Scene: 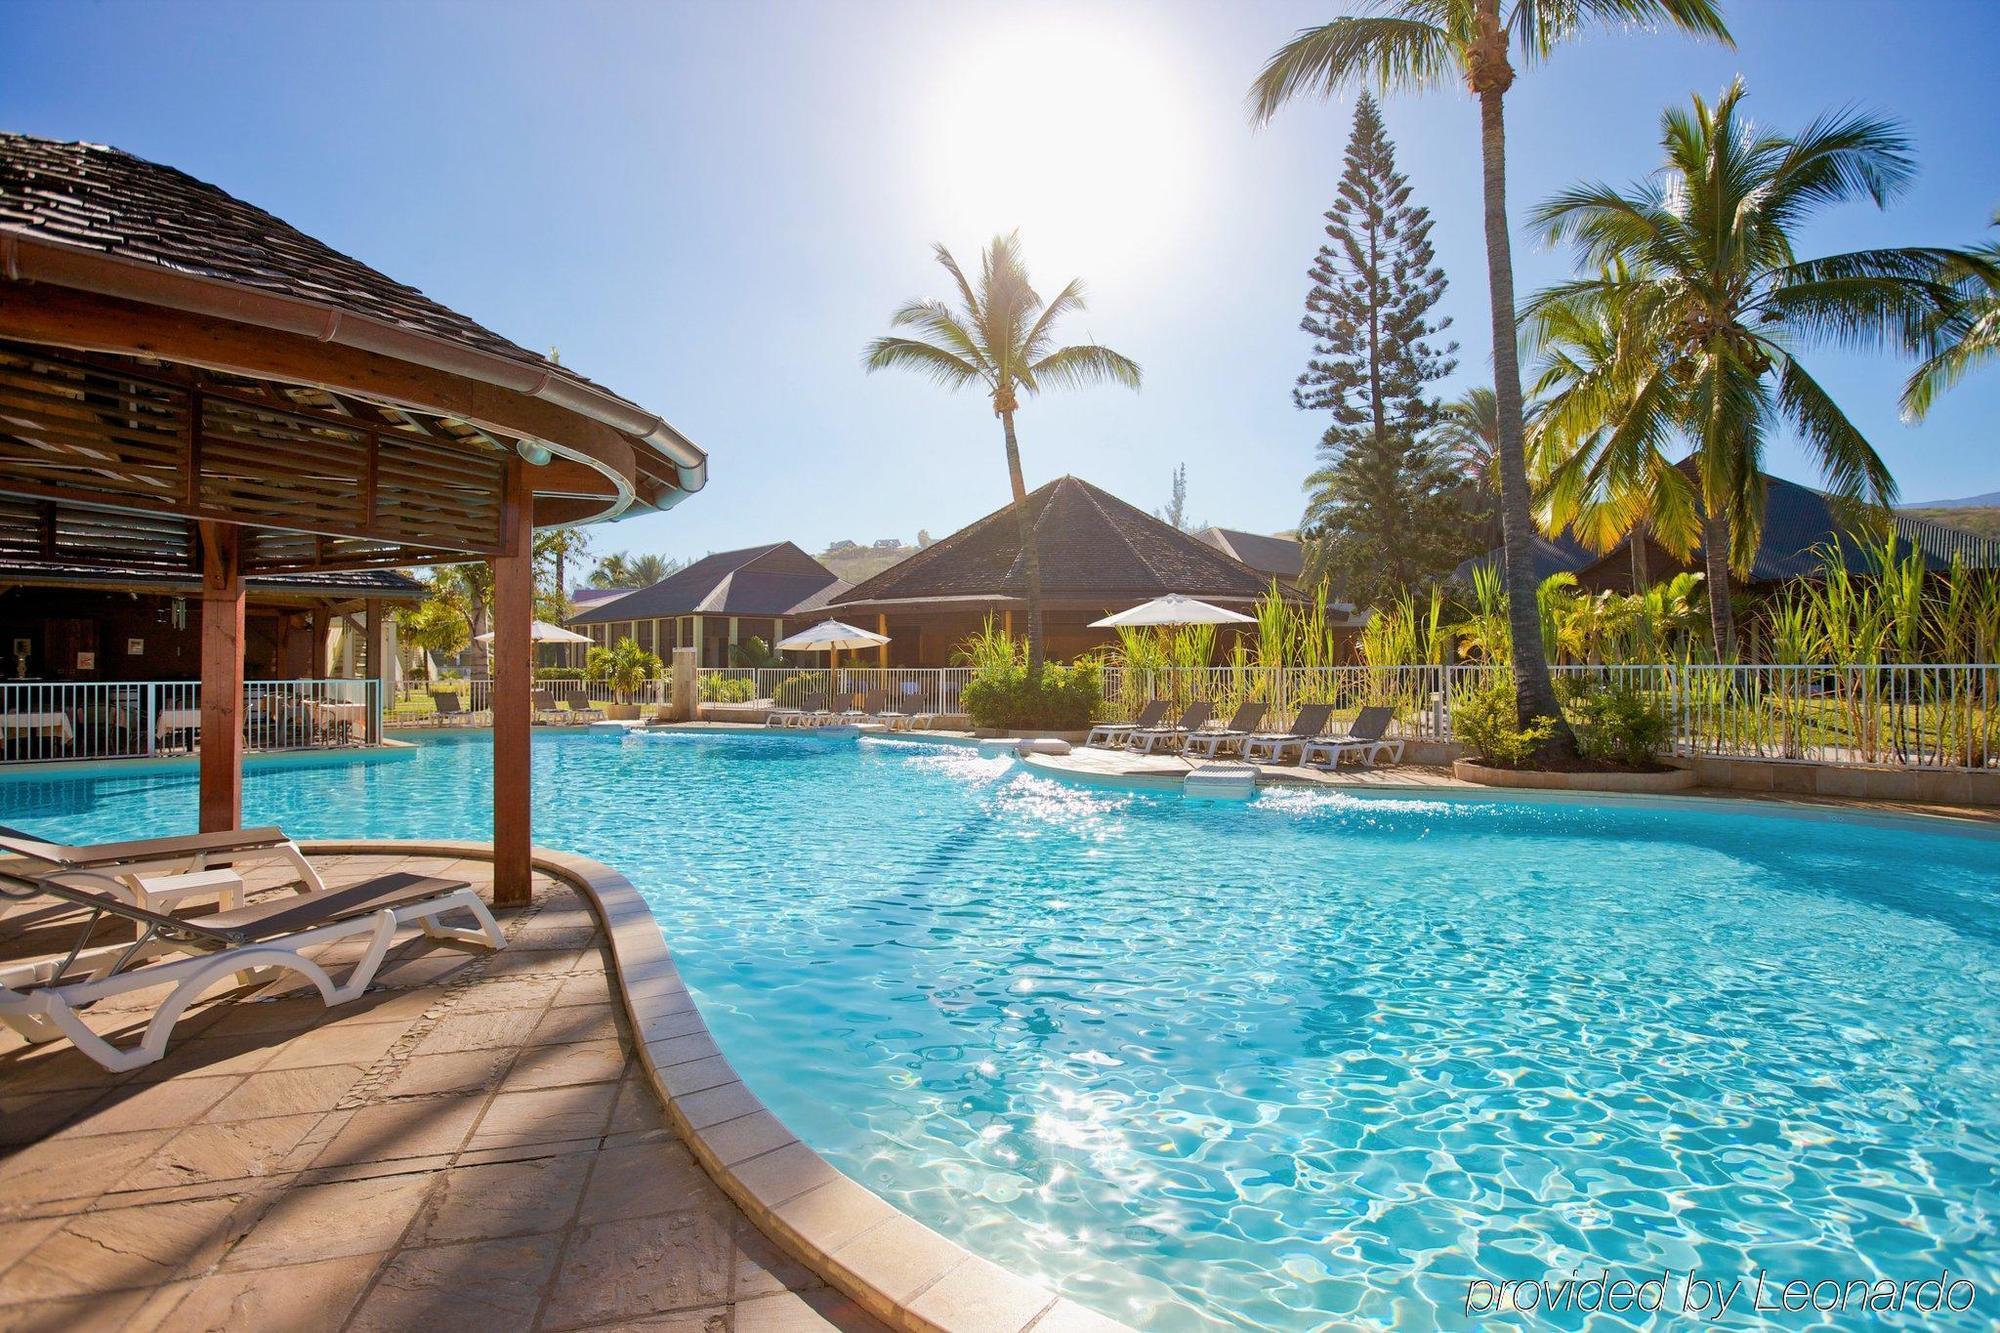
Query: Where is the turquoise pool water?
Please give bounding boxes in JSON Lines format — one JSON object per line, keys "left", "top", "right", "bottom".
{"left": 6, "top": 730, "right": 1998, "bottom": 1330}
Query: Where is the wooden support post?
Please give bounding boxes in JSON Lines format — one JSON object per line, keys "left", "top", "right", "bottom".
{"left": 198, "top": 522, "right": 245, "bottom": 833}
{"left": 308, "top": 605, "right": 327, "bottom": 677}
{"left": 492, "top": 456, "right": 535, "bottom": 907}
{"left": 363, "top": 598, "right": 384, "bottom": 745}
{"left": 877, "top": 614, "right": 889, "bottom": 668}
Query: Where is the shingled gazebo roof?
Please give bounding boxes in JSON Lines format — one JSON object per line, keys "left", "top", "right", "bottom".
{"left": 829, "top": 476, "right": 1292, "bottom": 613}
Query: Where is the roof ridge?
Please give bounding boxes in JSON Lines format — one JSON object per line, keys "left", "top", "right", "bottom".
{"left": 1071, "top": 477, "right": 1160, "bottom": 585}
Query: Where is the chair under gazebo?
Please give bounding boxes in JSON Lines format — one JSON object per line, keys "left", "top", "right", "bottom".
{"left": 0, "top": 133, "right": 708, "bottom": 904}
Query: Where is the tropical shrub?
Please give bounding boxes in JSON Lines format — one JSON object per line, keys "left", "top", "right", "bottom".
{"left": 699, "top": 675, "right": 756, "bottom": 703}
{"left": 585, "top": 637, "right": 663, "bottom": 700}
{"left": 535, "top": 666, "right": 587, "bottom": 681}
{"left": 962, "top": 659, "right": 1105, "bottom": 731}
{"left": 1451, "top": 683, "right": 1556, "bottom": 769}
{"left": 1559, "top": 679, "right": 1672, "bottom": 767}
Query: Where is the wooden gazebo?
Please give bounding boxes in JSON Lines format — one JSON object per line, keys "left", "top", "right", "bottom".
{"left": 0, "top": 133, "right": 708, "bottom": 903}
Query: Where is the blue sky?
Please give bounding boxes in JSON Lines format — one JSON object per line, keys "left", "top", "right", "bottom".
{"left": 7, "top": 0, "right": 1998, "bottom": 567}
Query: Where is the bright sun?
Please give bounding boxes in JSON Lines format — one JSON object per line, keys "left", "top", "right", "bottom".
{"left": 918, "top": 15, "right": 1205, "bottom": 283}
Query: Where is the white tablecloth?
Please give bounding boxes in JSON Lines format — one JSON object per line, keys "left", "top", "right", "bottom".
{"left": 0, "top": 711, "right": 73, "bottom": 742}
{"left": 156, "top": 708, "right": 202, "bottom": 736}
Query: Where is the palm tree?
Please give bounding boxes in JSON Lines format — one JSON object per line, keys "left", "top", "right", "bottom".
{"left": 1434, "top": 386, "right": 1501, "bottom": 487}
{"left": 1527, "top": 275, "right": 1698, "bottom": 593}
{"left": 1903, "top": 210, "right": 2000, "bottom": 419}
{"left": 1249, "top": 0, "right": 1730, "bottom": 756}
{"left": 864, "top": 232, "right": 1141, "bottom": 672}
{"left": 627, "top": 553, "right": 677, "bottom": 587}
{"left": 588, "top": 551, "right": 680, "bottom": 590}
{"left": 1528, "top": 81, "right": 1958, "bottom": 657}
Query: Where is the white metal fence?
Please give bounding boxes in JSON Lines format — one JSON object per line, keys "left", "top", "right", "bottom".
{"left": 396, "top": 678, "right": 672, "bottom": 718}
{"left": 698, "top": 667, "right": 973, "bottom": 716}
{"left": 1096, "top": 663, "right": 1999, "bottom": 771}
{"left": 377, "top": 662, "right": 1998, "bottom": 771}
{"left": 0, "top": 679, "right": 382, "bottom": 764}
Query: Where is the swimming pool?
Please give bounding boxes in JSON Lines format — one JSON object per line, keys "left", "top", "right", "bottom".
{"left": 7, "top": 729, "right": 1997, "bottom": 1330}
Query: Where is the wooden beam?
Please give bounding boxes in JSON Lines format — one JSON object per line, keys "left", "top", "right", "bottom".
{"left": 491, "top": 455, "right": 535, "bottom": 907}
{"left": 363, "top": 598, "right": 384, "bottom": 745}
{"left": 197, "top": 521, "right": 245, "bottom": 833}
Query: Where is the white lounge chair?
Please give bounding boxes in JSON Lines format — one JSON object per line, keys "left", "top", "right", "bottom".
{"left": 1301, "top": 706, "right": 1405, "bottom": 769}
{"left": 0, "top": 830, "right": 504, "bottom": 1073}
{"left": 1086, "top": 700, "right": 1169, "bottom": 749}
{"left": 1129, "top": 700, "right": 1213, "bottom": 756}
{"left": 1183, "top": 703, "right": 1267, "bottom": 759}
{"left": 1241, "top": 703, "right": 1337, "bottom": 765}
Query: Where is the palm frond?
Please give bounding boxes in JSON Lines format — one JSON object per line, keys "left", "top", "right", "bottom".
{"left": 1774, "top": 355, "right": 1896, "bottom": 509}
{"left": 860, "top": 337, "right": 983, "bottom": 391}
{"left": 1023, "top": 343, "right": 1143, "bottom": 395}
{"left": 1247, "top": 17, "right": 1456, "bottom": 125}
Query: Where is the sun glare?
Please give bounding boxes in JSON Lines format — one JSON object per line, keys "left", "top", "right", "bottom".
{"left": 919, "top": 16, "right": 1205, "bottom": 283}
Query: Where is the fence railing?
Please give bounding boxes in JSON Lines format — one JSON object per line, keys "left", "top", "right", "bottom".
{"left": 1095, "top": 663, "right": 1999, "bottom": 771}
{"left": 380, "top": 662, "right": 1997, "bottom": 771}
{"left": 0, "top": 679, "right": 382, "bottom": 765}
{"left": 699, "top": 667, "right": 973, "bottom": 716}
{"left": 390, "top": 678, "right": 672, "bottom": 720}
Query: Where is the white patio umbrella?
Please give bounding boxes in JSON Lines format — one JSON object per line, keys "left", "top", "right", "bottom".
{"left": 776, "top": 620, "right": 890, "bottom": 653}
{"left": 777, "top": 619, "right": 890, "bottom": 680}
{"left": 1089, "top": 594, "right": 1255, "bottom": 628}
{"left": 474, "top": 620, "right": 593, "bottom": 645}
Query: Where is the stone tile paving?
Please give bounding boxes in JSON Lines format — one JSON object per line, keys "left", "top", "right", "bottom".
{"left": 0, "top": 854, "right": 881, "bottom": 1332}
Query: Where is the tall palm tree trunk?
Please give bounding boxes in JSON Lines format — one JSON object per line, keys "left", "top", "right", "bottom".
{"left": 1000, "top": 410, "right": 1046, "bottom": 674}
{"left": 1702, "top": 509, "right": 1737, "bottom": 660}
{"left": 1472, "top": 14, "right": 1576, "bottom": 758}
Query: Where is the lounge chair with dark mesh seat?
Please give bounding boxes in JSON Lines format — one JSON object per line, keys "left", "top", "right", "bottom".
{"left": 0, "top": 828, "right": 503, "bottom": 1072}
{"left": 1301, "top": 706, "right": 1405, "bottom": 769}
{"left": 1183, "top": 703, "right": 1267, "bottom": 759}
{"left": 1240, "top": 703, "right": 1338, "bottom": 765}
{"left": 1086, "top": 700, "right": 1168, "bottom": 749}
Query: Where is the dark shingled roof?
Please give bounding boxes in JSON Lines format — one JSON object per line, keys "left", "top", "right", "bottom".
{"left": 569, "top": 543, "right": 838, "bottom": 623}
{"left": 0, "top": 133, "right": 635, "bottom": 411}
{"left": 1459, "top": 466, "right": 2000, "bottom": 591}
{"left": 830, "top": 477, "right": 1287, "bottom": 610}
{"left": 1596, "top": 468, "right": 2000, "bottom": 582}
{"left": 1193, "top": 527, "right": 1304, "bottom": 581}
{"left": 1449, "top": 531, "right": 1594, "bottom": 588}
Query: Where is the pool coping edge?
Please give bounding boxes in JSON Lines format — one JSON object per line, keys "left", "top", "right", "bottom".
{"left": 299, "top": 838, "right": 1132, "bottom": 1333}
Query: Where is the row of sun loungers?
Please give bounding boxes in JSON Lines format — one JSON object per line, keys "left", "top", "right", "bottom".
{"left": 0, "top": 826, "right": 504, "bottom": 1072}
{"left": 768, "top": 691, "right": 918, "bottom": 730}
{"left": 1087, "top": 702, "right": 1405, "bottom": 769}
{"left": 424, "top": 687, "right": 606, "bottom": 726}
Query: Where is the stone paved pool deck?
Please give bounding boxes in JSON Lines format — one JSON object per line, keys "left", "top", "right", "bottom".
{"left": 0, "top": 853, "right": 880, "bottom": 1333}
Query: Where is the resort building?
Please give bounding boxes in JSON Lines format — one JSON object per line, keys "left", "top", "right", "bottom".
{"left": 1191, "top": 525, "right": 1304, "bottom": 582}
{"left": 569, "top": 541, "right": 842, "bottom": 666}
{"left": 826, "top": 475, "right": 1305, "bottom": 665}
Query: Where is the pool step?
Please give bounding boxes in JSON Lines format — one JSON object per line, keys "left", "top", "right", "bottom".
{"left": 1184, "top": 762, "right": 1257, "bottom": 800}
